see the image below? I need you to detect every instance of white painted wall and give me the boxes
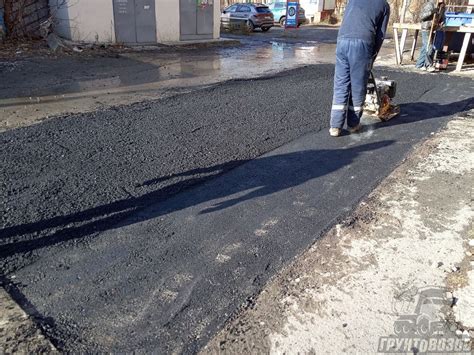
[156,0,180,42]
[50,0,220,44]
[213,0,220,39]
[157,0,220,43]
[299,0,335,22]
[300,0,322,19]
[50,0,115,42]
[323,0,336,10]
[49,0,71,39]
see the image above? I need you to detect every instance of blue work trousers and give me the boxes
[416,31,432,68]
[330,38,373,129]
[416,30,444,68]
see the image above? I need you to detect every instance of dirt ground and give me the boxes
[0,287,55,354]
[203,110,474,354]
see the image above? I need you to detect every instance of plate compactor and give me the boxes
[364,71,400,121]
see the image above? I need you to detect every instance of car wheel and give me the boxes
[261,26,270,32]
[279,17,286,27]
[246,20,255,32]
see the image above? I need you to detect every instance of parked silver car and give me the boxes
[221,3,275,32]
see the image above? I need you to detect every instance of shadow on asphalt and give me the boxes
[2,97,473,260]
[1,141,394,259]
[383,97,474,128]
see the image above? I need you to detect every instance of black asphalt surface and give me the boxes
[1,65,473,353]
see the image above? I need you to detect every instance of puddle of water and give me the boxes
[0,41,338,131]
[2,42,336,104]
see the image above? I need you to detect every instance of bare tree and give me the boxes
[4,0,27,37]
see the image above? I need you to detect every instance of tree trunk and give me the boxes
[400,0,409,23]
[4,0,26,38]
[4,0,14,34]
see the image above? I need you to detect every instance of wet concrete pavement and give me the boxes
[1,62,473,352]
[0,26,341,132]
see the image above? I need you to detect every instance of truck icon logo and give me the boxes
[378,286,470,353]
[393,287,448,337]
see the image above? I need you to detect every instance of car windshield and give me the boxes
[256,6,271,13]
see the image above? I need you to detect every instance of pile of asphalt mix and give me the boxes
[0,64,473,352]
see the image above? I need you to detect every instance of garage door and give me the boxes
[180,0,214,40]
[113,0,157,43]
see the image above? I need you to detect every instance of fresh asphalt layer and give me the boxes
[1,64,473,352]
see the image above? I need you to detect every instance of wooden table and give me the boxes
[393,23,421,65]
[442,26,474,72]
[394,23,474,71]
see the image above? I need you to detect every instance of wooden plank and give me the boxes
[456,32,472,72]
[410,29,419,61]
[393,23,421,30]
[458,26,474,33]
[400,28,408,60]
[394,28,401,65]
[442,26,462,32]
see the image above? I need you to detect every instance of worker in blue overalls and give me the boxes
[329,0,390,137]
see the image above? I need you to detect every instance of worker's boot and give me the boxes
[329,127,342,137]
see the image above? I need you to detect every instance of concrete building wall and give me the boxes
[69,0,115,42]
[298,0,338,23]
[213,0,220,39]
[49,0,70,39]
[50,0,219,44]
[50,0,115,42]
[156,0,180,42]
[158,1,220,42]
[324,0,336,10]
